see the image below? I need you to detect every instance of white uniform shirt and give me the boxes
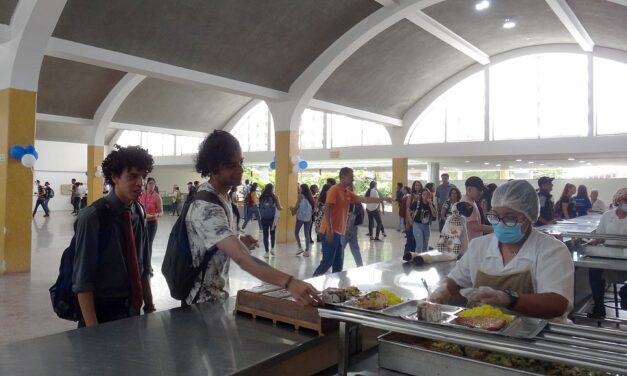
[366,189,380,211]
[591,199,607,213]
[448,229,574,320]
[597,208,627,247]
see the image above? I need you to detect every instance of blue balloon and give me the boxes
[25,145,35,154]
[9,145,26,160]
[31,150,39,160]
[299,160,308,170]
[270,161,276,170]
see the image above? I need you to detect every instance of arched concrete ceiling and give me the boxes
[568,0,627,52]
[314,20,474,119]
[112,78,253,133]
[423,0,575,56]
[0,0,18,25]
[51,0,381,92]
[37,56,126,119]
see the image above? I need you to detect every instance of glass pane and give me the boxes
[595,57,627,135]
[537,54,588,138]
[248,106,269,152]
[145,132,163,157]
[408,98,446,144]
[162,134,175,156]
[116,130,141,147]
[330,114,362,147]
[446,71,485,142]
[176,136,201,155]
[361,120,391,146]
[300,109,325,149]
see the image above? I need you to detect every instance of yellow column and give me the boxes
[274,131,299,243]
[87,145,105,205]
[391,158,408,214]
[0,89,36,274]
[499,169,509,180]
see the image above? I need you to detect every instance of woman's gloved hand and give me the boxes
[460,286,510,307]
[428,284,451,304]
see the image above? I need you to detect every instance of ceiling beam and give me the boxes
[109,121,208,138]
[607,0,627,7]
[36,113,92,125]
[46,37,287,101]
[309,99,402,127]
[545,0,594,52]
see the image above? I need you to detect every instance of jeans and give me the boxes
[295,220,312,251]
[313,233,343,276]
[242,206,260,228]
[260,218,276,253]
[72,197,80,214]
[171,201,180,216]
[367,209,384,238]
[341,226,363,267]
[32,198,49,216]
[398,216,404,230]
[232,204,240,229]
[403,228,416,256]
[412,222,431,252]
[77,297,134,328]
[589,268,605,308]
[146,220,157,267]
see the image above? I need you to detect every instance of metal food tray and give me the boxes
[403,307,547,339]
[582,245,627,260]
[379,299,462,317]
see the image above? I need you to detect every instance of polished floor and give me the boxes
[0,211,429,346]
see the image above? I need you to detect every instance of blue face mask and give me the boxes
[493,223,524,244]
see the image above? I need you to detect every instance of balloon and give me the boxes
[95,170,103,177]
[9,145,26,160]
[21,154,36,168]
[291,155,300,164]
[299,160,308,170]
[96,165,103,171]
[24,145,35,154]
[292,165,300,174]
[31,150,39,160]
[269,161,276,170]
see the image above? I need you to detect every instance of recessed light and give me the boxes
[484,162,490,165]
[465,161,470,163]
[503,19,516,29]
[579,160,586,163]
[515,159,522,162]
[528,161,534,164]
[496,164,501,167]
[568,158,575,161]
[586,162,592,165]
[475,0,490,11]
[539,163,545,166]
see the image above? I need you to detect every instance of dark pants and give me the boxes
[232,204,240,229]
[242,206,259,228]
[171,201,180,216]
[72,197,80,214]
[367,209,384,238]
[403,228,416,256]
[77,297,134,328]
[80,197,87,209]
[589,268,605,309]
[260,218,276,253]
[295,220,312,251]
[146,220,157,272]
[33,198,49,216]
[313,234,344,276]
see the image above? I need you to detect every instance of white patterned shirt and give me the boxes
[185,181,235,305]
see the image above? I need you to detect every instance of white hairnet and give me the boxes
[491,180,539,223]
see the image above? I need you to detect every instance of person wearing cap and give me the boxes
[429,180,574,321]
[461,176,493,241]
[536,177,557,226]
[587,188,627,318]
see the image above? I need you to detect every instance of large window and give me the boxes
[116,130,203,156]
[595,57,627,135]
[300,109,325,149]
[231,102,274,152]
[327,114,392,148]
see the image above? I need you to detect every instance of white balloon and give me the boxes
[95,170,103,177]
[291,155,300,164]
[21,154,36,168]
[292,165,300,174]
[96,165,103,171]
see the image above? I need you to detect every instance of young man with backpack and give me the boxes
[341,184,365,267]
[32,180,50,218]
[71,145,156,327]
[176,130,322,306]
[44,182,54,217]
[257,183,282,258]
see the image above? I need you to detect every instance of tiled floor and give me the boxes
[0,211,429,346]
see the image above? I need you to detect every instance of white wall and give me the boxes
[148,165,203,194]
[32,140,87,212]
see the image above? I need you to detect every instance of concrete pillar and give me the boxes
[274,131,299,243]
[87,145,105,205]
[0,89,36,273]
[392,158,408,214]
[499,169,509,180]
[427,162,440,184]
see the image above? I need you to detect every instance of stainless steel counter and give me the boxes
[537,214,602,239]
[0,299,323,376]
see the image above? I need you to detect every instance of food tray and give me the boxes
[402,309,547,339]
[379,300,463,317]
[341,298,389,313]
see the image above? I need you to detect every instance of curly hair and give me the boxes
[195,130,241,177]
[102,145,154,186]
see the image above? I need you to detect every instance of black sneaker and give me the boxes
[402,253,413,262]
[620,285,627,310]
[412,256,425,266]
[586,306,606,319]
[382,232,387,238]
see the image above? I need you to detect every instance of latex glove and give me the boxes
[460,286,510,307]
[428,284,451,304]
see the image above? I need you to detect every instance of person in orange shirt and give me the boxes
[313,167,389,276]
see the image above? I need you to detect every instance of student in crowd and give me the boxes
[44,182,53,217]
[342,184,365,267]
[73,145,156,327]
[314,182,334,242]
[258,183,282,258]
[291,184,314,257]
[184,130,322,306]
[185,181,196,204]
[395,182,405,232]
[241,182,259,229]
[558,183,577,219]
[572,185,592,217]
[589,189,607,213]
[313,168,388,276]
[480,183,498,222]
[409,190,437,255]
[242,179,250,222]
[229,186,241,231]
[411,180,424,200]
[70,178,78,214]
[424,182,436,201]
[365,181,386,241]
[535,176,557,226]
[139,177,163,275]
[440,187,461,224]
[401,186,416,258]
[32,180,50,218]
[170,185,182,216]
[435,173,457,232]
[587,188,627,318]
[309,184,319,245]
[77,182,87,209]
[461,176,493,241]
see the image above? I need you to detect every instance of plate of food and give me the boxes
[341,289,406,312]
[321,286,361,305]
[402,301,463,323]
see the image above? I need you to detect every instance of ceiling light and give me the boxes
[568,158,575,161]
[465,161,470,163]
[496,164,501,167]
[579,160,586,163]
[586,162,592,165]
[528,161,534,164]
[540,163,545,166]
[484,162,490,165]
[508,166,514,169]
[503,19,516,29]
[475,0,490,11]
[515,159,522,162]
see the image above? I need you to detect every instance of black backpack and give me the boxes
[48,188,55,199]
[161,190,229,302]
[49,198,114,321]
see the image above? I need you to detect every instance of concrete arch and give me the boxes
[222,99,263,134]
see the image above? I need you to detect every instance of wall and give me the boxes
[32,140,87,212]
[148,165,203,194]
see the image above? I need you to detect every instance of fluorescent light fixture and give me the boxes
[496,164,501,167]
[586,162,592,165]
[484,162,490,165]
[465,160,470,163]
[568,158,575,161]
[579,160,586,163]
[475,0,490,11]
[540,163,545,166]
[528,161,534,164]
[503,19,516,29]
[515,159,522,162]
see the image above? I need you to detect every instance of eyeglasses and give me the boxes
[486,212,523,227]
